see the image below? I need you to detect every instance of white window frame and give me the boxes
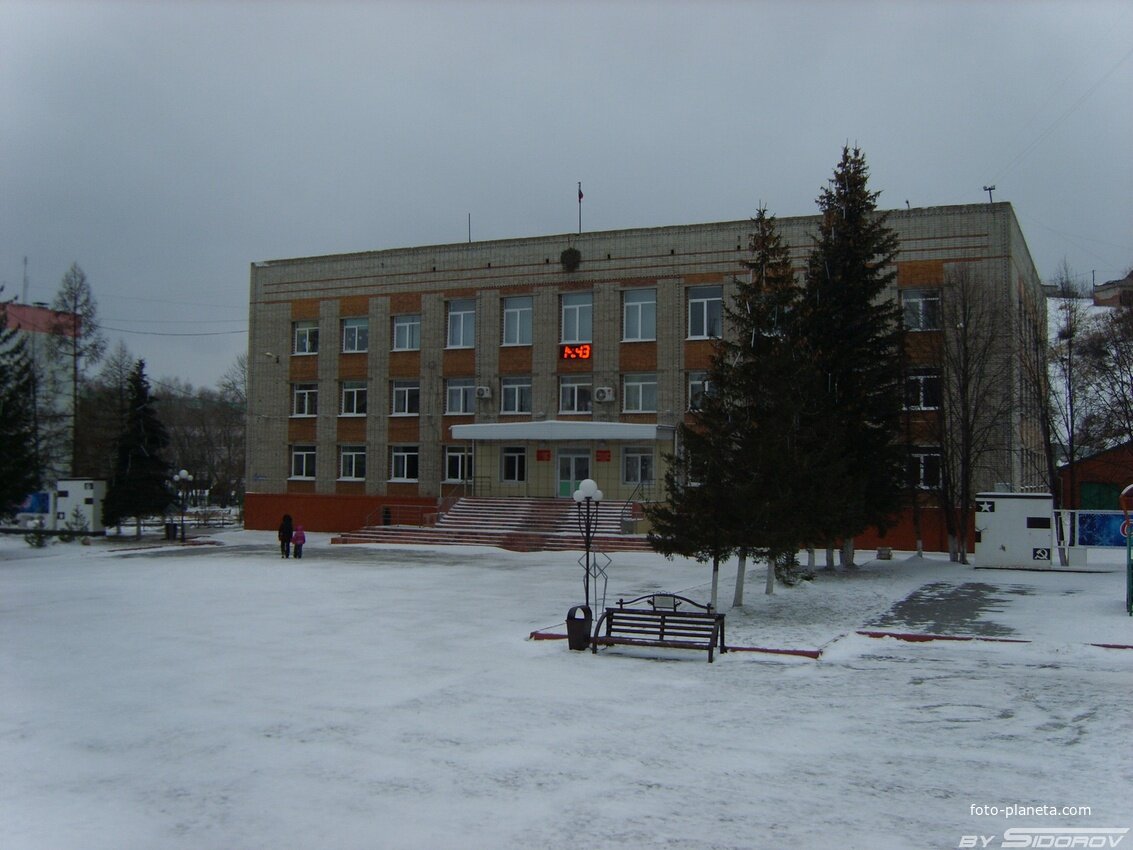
[622,288,657,342]
[687,285,723,339]
[623,447,655,485]
[392,315,421,351]
[446,378,475,415]
[447,299,476,349]
[688,371,712,411]
[903,288,942,331]
[501,376,532,414]
[340,381,368,416]
[561,292,592,344]
[390,446,419,482]
[502,296,533,346]
[623,373,658,413]
[444,446,474,482]
[339,445,366,480]
[905,368,942,410]
[290,445,316,479]
[293,321,319,355]
[291,383,318,417]
[341,317,369,353]
[391,381,420,416]
[559,375,592,414]
[501,446,527,482]
[909,448,942,490]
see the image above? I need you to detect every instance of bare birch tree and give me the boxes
[934,264,1015,563]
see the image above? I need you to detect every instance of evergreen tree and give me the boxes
[647,413,741,612]
[649,208,843,601]
[0,292,41,516]
[724,208,846,591]
[800,146,905,558]
[103,360,172,534]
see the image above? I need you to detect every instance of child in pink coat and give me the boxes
[291,524,306,559]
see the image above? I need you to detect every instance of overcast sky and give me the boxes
[2,0,1130,389]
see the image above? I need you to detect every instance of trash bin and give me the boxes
[566,605,592,651]
[165,522,176,541]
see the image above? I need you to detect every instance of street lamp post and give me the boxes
[172,469,193,543]
[573,478,603,612]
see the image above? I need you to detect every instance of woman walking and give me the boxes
[278,514,293,558]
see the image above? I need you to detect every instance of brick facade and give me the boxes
[246,203,1046,535]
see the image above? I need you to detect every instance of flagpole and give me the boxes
[577,182,582,235]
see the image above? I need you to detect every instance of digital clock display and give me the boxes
[560,344,592,360]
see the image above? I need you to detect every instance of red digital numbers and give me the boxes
[560,344,592,360]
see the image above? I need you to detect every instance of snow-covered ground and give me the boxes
[2,532,1130,850]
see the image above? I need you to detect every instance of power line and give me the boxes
[100,326,247,337]
[990,41,1133,185]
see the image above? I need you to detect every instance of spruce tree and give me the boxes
[649,208,843,601]
[0,293,41,516]
[646,411,741,612]
[800,146,905,555]
[102,360,172,534]
[724,208,846,587]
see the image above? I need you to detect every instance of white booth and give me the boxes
[974,492,1053,569]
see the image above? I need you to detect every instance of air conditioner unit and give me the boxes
[475,386,493,399]
[594,387,616,402]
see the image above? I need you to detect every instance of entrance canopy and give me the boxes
[450,420,676,442]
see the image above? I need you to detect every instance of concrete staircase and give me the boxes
[331,496,652,552]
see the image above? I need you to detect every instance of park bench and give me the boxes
[590,593,727,662]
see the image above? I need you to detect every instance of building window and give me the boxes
[446,378,475,415]
[623,289,657,341]
[390,446,419,481]
[447,298,476,348]
[293,321,319,354]
[339,445,366,480]
[501,376,532,414]
[341,317,369,353]
[561,292,592,344]
[502,296,532,346]
[501,446,526,482]
[392,381,420,416]
[393,315,421,351]
[291,383,318,417]
[903,289,941,331]
[559,375,592,414]
[290,445,316,479]
[341,381,368,416]
[623,447,655,485]
[688,371,712,411]
[908,448,942,489]
[688,286,723,339]
[623,373,658,413]
[444,446,473,482]
[905,368,942,410]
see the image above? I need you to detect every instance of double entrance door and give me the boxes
[557,450,590,498]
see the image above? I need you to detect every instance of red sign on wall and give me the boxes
[536,449,551,461]
[595,450,612,462]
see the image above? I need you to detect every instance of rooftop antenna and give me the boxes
[982,185,996,204]
[467,213,471,244]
